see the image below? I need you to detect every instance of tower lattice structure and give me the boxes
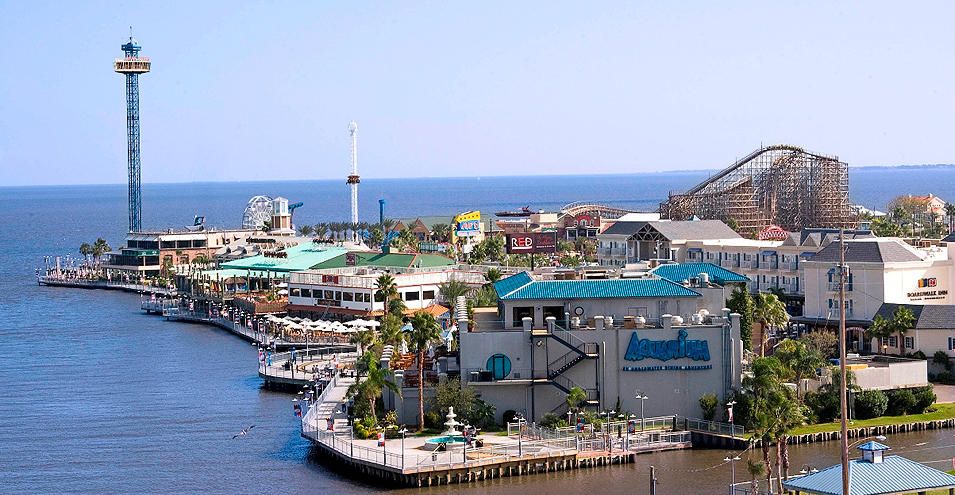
[114,32,151,232]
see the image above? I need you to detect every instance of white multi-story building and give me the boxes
[597,220,871,300]
[286,265,486,320]
[797,237,954,353]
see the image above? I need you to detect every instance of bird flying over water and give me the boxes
[232,424,256,439]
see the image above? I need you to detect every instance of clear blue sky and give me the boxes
[2,1,953,186]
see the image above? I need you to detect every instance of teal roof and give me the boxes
[651,262,748,285]
[782,455,955,495]
[493,272,534,297]
[496,276,701,301]
[221,243,347,272]
[310,252,455,270]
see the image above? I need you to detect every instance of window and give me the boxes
[374,291,384,302]
[334,291,341,300]
[948,337,955,351]
[290,288,301,297]
[342,292,353,302]
[324,290,334,300]
[486,354,512,380]
[904,336,914,349]
[405,291,420,301]
[300,288,312,298]
[423,290,435,300]
[362,293,371,303]
[888,336,898,348]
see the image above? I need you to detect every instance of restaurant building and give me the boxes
[457,268,744,422]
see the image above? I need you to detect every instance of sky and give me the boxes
[1,1,954,186]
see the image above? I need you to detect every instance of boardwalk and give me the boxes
[300,372,693,487]
[39,276,174,296]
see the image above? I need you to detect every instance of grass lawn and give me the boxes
[788,403,955,436]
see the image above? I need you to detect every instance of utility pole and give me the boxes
[839,228,850,495]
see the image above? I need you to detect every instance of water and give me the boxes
[3,168,955,494]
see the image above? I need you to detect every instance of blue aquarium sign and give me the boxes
[624,329,710,363]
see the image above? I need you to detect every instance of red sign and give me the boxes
[757,225,789,241]
[506,232,558,254]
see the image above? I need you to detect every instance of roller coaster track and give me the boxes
[559,201,634,220]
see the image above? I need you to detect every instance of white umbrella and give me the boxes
[364,320,381,328]
[276,282,288,288]
[345,319,364,326]
[277,289,288,295]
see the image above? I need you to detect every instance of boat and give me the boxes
[495,206,537,217]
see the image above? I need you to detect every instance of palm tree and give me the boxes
[868,315,893,354]
[367,227,384,248]
[79,242,93,264]
[376,274,398,311]
[746,460,765,495]
[409,311,442,431]
[753,293,789,357]
[775,339,824,400]
[743,357,786,492]
[347,351,400,420]
[350,327,378,355]
[891,306,916,354]
[379,314,405,348]
[297,224,314,237]
[772,391,804,492]
[484,268,502,284]
[566,386,587,415]
[398,229,419,253]
[945,203,955,233]
[438,278,471,308]
[382,218,396,233]
[430,223,451,243]
[313,223,329,240]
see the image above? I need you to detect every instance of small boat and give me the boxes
[495,206,536,217]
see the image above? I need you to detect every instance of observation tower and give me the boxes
[114,30,151,233]
[347,121,360,236]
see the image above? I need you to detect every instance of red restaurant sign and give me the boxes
[506,232,558,254]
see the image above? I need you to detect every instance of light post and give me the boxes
[567,410,573,428]
[399,428,408,469]
[724,455,741,493]
[627,414,636,450]
[636,393,648,431]
[726,400,737,439]
[515,413,524,457]
[604,409,615,451]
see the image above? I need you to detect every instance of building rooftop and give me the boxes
[782,454,955,495]
[601,219,741,241]
[651,262,749,285]
[809,238,925,264]
[876,303,955,329]
[309,252,455,270]
[220,243,347,272]
[493,271,701,300]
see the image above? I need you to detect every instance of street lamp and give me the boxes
[399,428,408,469]
[515,413,524,457]
[726,400,737,439]
[627,414,636,450]
[604,410,615,451]
[724,455,741,490]
[636,394,649,431]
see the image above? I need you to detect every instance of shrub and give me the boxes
[806,390,840,423]
[539,413,561,428]
[934,351,953,371]
[853,390,887,419]
[886,389,917,416]
[424,410,442,429]
[699,393,718,421]
[353,415,379,439]
[911,386,936,414]
[935,371,955,385]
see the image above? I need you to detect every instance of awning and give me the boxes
[761,250,777,256]
[800,252,815,258]
[687,248,703,253]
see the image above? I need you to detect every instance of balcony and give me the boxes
[783,261,799,271]
[760,261,779,270]
[598,248,627,258]
[720,258,740,268]
[741,260,758,269]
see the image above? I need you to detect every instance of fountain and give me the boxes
[423,407,468,450]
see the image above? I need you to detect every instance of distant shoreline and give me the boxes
[4,163,954,189]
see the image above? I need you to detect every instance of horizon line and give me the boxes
[3,162,954,188]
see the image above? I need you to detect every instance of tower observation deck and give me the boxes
[114,33,151,233]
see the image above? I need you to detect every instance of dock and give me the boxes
[300,372,698,487]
